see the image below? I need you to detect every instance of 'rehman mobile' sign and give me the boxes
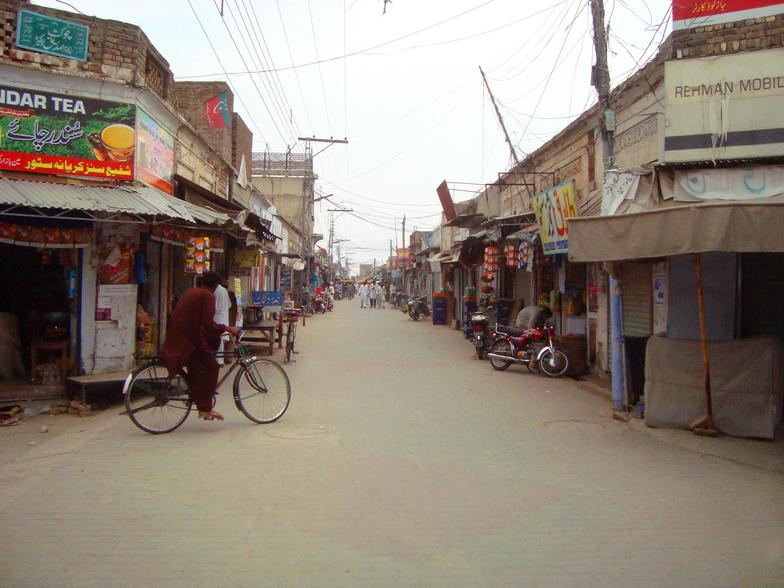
[673,0,784,30]
[0,86,135,179]
[664,48,784,163]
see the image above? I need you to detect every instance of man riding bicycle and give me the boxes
[161,271,240,421]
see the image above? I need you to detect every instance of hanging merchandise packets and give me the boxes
[185,236,211,275]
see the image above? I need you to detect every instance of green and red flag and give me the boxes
[204,91,231,129]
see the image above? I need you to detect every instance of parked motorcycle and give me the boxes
[467,310,492,359]
[314,295,327,314]
[406,296,431,321]
[486,322,569,377]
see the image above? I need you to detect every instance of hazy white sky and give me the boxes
[36,0,672,270]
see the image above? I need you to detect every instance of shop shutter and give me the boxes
[742,253,784,339]
[622,262,652,337]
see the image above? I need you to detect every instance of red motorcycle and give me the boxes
[486,322,569,378]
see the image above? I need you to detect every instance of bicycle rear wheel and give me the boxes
[233,358,291,424]
[124,359,193,434]
[285,321,296,363]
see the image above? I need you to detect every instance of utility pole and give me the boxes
[590,0,614,169]
[389,239,393,266]
[401,213,406,252]
[589,0,623,414]
[479,65,519,165]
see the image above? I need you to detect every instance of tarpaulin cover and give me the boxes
[644,335,784,439]
[568,198,784,262]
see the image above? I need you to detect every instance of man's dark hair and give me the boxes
[200,271,222,288]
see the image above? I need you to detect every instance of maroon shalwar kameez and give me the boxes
[161,287,227,413]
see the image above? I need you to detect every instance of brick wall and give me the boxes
[673,14,784,59]
[232,113,252,171]
[175,81,234,165]
[0,0,176,105]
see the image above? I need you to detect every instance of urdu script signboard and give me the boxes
[673,0,784,30]
[16,9,89,61]
[0,85,135,180]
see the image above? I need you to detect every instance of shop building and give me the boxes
[569,8,784,437]
[0,1,258,397]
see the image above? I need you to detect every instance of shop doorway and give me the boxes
[0,244,78,396]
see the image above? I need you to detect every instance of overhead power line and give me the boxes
[177,0,501,78]
[220,0,299,145]
[185,0,269,144]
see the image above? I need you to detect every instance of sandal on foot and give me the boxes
[198,410,224,421]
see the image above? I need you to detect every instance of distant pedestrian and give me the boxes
[378,282,386,309]
[359,282,369,308]
[369,282,378,309]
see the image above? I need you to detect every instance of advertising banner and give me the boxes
[136,108,174,194]
[396,248,412,268]
[0,85,135,179]
[673,0,784,30]
[533,180,578,255]
[16,9,89,61]
[664,48,784,163]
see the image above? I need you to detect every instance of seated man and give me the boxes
[161,271,240,421]
[515,304,552,330]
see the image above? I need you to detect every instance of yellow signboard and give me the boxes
[533,180,578,255]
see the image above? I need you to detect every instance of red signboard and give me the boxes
[673,0,784,29]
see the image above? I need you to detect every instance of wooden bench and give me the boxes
[67,371,130,404]
[241,321,280,356]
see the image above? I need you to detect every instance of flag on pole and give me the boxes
[204,91,231,129]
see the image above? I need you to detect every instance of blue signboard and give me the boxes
[252,291,284,308]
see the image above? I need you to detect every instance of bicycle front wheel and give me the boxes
[233,358,291,423]
[124,359,193,434]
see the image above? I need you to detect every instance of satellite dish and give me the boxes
[292,260,306,271]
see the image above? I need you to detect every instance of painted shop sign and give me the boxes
[673,0,784,30]
[136,108,174,194]
[0,85,135,179]
[16,9,89,61]
[664,48,784,162]
[533,180,578,255]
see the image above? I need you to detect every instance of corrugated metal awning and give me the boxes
[179,199,231,226]
[0,177,195,222]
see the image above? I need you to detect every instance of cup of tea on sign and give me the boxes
[88,124,135,161]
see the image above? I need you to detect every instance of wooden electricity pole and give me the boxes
[479,65,519,165]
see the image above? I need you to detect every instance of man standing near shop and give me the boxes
[214,277,231,366]
[161,271,240,421]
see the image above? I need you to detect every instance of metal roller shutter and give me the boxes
[622,262,652,337]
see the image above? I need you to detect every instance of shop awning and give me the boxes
[0,177,196,222]
[506,225,538,240]
[179,199,231,226]
[568,198,784,262]
[443,213,486,228]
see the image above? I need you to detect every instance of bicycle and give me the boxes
[121,332,291,434]
[283,307,301,363]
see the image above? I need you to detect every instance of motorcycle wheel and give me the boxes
[538,348,569,378]
[409,310,420,321]
[488,339,514,371]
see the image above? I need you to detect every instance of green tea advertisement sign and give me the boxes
[0,85,135,180]
[136,108,174,195]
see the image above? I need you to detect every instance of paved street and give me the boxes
[1,300,783,587]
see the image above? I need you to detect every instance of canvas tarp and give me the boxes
[645,335,784,439]
[568,198,784,262]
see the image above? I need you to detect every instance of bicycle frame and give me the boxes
[122,333,267,416]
